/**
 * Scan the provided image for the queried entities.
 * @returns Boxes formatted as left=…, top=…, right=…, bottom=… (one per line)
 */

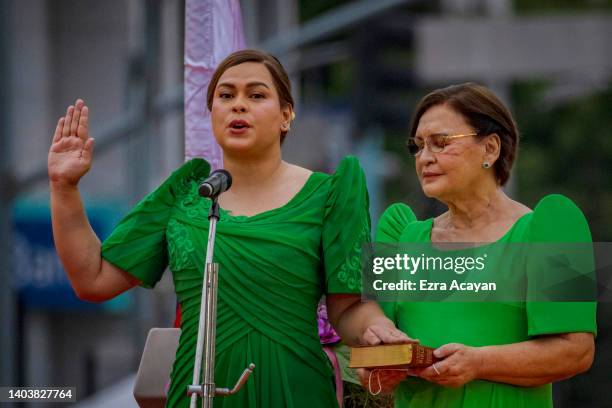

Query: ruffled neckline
left=217, top=171, right=328, bottom=222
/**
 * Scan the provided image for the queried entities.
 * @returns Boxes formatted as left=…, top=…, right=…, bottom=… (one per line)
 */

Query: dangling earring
left=482, top=161, right=491, bottom=169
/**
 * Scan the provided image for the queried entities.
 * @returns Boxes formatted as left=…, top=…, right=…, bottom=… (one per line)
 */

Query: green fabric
left=375, top=195, right=597, bottom=408
left=101, top=157, right=370, bottom=408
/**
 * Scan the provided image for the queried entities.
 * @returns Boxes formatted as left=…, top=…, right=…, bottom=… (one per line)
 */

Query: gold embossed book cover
left=349, top=344, right=438, bottom=369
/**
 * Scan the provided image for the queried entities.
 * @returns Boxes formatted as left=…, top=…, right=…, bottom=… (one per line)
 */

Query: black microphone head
left=214, top=169, right=232, bottom=190
left=198, top=169, right=232, bottom=198
left=198, top=182, right=213, bottom=198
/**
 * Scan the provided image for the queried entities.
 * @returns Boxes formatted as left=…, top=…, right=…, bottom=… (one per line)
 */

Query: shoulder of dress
left=173, top=158, right=210, bottom=181
left=165, top=159, right=210, bottom=189
left=380, top=203, right=417, bottom=225
left=320, top=156, right=367, bottom=197
left=376, top=203, right=418, bottom=242
left=530, top=194, right=591, bottom=242
left=533, top=193, right=578, bottom=212
left=333, top=155, right=363, bottom=176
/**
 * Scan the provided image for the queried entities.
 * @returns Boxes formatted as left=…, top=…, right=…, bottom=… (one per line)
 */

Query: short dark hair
left=207, top=49, right=294, bottom=143
left=408, top=82, right=519, bottom=186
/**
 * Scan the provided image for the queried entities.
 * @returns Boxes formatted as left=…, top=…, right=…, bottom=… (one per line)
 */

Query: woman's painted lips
left=228, top=119, right=251, bottom=134
left=229, top=119, right=251, bottom=129
left=422, top=172, right=443, bottom=180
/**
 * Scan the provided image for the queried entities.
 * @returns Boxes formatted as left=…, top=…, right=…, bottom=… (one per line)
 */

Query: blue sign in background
left=12, top=200, right=132, bottom=312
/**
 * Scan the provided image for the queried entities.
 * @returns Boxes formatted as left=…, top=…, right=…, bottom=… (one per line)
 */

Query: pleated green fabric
left=101, top=156, right=370, bottom=408
left=376, top=195, right=597, bottom=408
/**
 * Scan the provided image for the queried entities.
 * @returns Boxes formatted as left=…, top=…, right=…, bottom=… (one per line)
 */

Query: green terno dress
left=376, top=194, right=597, bottom=408
left=101, top=157, right=370, bottom=407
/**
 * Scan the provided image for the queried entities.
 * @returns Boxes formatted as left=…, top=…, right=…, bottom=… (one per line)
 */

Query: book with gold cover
left=348, top=343, right=438, bottom=369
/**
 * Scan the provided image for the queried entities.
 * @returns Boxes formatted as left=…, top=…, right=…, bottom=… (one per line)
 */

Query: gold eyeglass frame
left=407, top=133, right=479, bottom=156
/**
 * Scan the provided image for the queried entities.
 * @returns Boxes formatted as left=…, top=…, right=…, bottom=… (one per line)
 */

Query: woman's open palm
left=48, top=99, right=95, bottom=186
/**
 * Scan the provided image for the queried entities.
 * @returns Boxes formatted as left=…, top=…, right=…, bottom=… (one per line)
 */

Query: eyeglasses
left=406, top=133, right=478, bottom=156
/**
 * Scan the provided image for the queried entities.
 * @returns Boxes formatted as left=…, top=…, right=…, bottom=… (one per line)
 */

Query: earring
left=282, top=122, right=290, bottom=131
left=482, top=161, right=491, bottom=169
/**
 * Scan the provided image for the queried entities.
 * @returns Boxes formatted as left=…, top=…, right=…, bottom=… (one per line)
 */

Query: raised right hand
left=48, top=99, right=94, bottom=187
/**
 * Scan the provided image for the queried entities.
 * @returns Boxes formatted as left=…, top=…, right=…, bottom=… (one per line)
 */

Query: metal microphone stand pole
left=187, top=195, right=254, bottom=408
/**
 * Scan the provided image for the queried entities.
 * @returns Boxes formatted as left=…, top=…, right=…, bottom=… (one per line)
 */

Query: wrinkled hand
left=357, top=368, right=412, bottom=395
left=412, top=343, right=483, bottom=388
left=355, top=320, right=418, bottom=394
left=48, top=99, right=94, bottom=187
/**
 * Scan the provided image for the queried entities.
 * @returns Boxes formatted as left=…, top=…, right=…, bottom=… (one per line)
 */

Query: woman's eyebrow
left=246, top=81, right=270, bottom=89
left=217, top=81, right=270, bottom=89
left=216, top=83, right=235, bottom=90
left=415, top=132, right=449, bottom=139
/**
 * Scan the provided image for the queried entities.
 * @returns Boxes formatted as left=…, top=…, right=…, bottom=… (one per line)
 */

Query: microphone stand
left=187, top=195, right=255, bottom=408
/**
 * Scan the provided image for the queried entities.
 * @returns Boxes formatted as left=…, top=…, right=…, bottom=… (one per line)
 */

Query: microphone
left=198, top=169, right=232, bottom=198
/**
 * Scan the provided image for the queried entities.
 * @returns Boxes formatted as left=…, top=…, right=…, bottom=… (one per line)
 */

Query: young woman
left=48, top=49, right=410, bottom=408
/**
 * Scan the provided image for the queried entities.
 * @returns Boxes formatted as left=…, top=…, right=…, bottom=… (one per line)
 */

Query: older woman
left=361, top=83, right=596, bottom=407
